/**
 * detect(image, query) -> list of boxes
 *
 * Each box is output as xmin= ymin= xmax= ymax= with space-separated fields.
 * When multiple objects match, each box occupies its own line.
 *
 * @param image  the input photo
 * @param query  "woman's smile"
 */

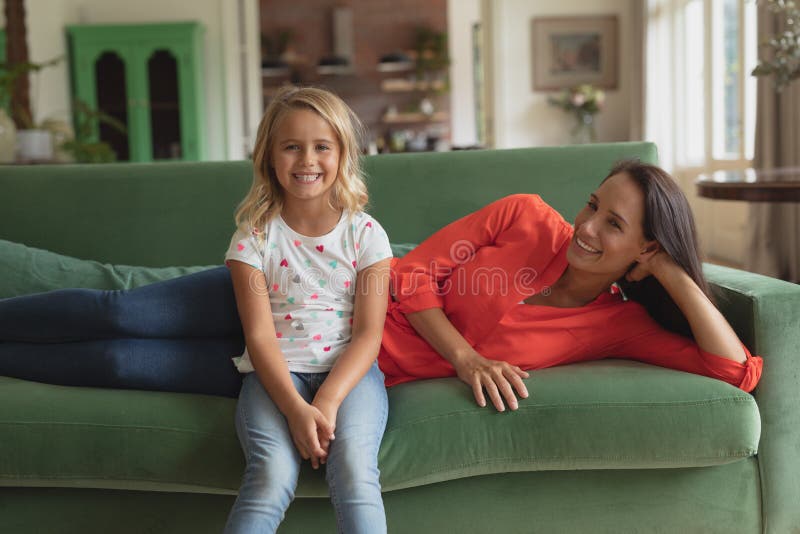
xmin=574 ymin=236 xmax=601 ymax=254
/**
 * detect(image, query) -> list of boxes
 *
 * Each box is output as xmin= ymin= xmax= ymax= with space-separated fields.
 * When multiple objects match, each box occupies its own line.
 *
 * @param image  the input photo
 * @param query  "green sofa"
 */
xmin=1 ymin=142 xmax=798 ymax=533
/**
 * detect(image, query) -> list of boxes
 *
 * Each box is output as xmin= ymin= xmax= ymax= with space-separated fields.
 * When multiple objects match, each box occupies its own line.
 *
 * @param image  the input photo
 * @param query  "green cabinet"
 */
xmin=67 ymin=23 xmax=206 ymax=162
xmin=1 ymin=30 xmax=8 ymax=113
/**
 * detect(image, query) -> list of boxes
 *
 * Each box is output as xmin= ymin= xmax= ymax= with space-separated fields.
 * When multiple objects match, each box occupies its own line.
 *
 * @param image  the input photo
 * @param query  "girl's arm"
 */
xmin=405 ymin=308 xmax=529 ymax=412
xmin=629 ymin=252 xmax=746 ymax=363
xmin=228 ymin=260 xmax=333 ymax=468
xmin=312 ymin=258 xmax=392 ymax=448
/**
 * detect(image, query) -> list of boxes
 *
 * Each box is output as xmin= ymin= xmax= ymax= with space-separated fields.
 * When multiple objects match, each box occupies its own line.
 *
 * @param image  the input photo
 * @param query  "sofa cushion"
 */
xmin=0 ymin=360 xmax=760 ymax=496
xmin=0 ymin=239 xmax=216 ymax=298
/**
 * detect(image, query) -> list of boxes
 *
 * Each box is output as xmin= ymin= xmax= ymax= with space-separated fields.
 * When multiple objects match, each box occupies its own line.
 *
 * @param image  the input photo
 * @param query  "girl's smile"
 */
xmin=271 ymin=108 xmax=341 ymax=206
xmin=293 ymin=173 xmax=322 ymax=184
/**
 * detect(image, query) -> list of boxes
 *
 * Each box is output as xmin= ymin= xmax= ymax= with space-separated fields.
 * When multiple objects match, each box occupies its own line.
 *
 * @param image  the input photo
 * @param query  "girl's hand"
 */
xmin=452 ymin=350 xmax=530 ymax=412
xmin=284 ymin=400 xmax=334 ymax=469
xmin=311 ymin=396 xmax=339 ymax=462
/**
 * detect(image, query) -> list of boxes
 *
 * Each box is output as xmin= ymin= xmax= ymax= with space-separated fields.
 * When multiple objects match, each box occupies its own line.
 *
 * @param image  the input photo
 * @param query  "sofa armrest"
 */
xmin=703 ymin=263 xmax=800 ymax=533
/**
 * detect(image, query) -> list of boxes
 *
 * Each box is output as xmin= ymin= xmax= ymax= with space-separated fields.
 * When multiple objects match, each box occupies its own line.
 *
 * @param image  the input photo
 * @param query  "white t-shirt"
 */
xmin=224 ymin=210 xmax=393 ymax=373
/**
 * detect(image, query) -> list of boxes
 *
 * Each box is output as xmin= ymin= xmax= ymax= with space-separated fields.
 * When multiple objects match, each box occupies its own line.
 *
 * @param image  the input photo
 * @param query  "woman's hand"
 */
xmin=452 ymin=349 xmax=530 ymax=412
xmin=311 ymin=396 xmax=339 ymax=463
xmin=626 ymin=249 xmax=677 ymax=282
xmin=284 ymin=400 xmax=335 ymax=469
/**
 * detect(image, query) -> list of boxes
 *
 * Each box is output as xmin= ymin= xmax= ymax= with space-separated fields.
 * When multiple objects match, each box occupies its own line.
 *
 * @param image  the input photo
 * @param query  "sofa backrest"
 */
xmin=364 ymin=142 xmax=657 ymax=243
xmin=0 ymin=142 xmax=657 ymax=266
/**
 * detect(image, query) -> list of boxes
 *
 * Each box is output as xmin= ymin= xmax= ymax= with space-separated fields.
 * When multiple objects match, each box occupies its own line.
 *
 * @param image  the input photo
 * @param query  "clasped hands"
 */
xmin=451 ymin=349 xmax=530 ymax=412
xmin=284 ymin=396 xmax=339 ymax=469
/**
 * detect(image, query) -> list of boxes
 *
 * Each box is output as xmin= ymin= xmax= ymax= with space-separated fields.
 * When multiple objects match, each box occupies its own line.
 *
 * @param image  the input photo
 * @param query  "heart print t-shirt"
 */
xmin=224 ymin=210 xmax=393 ymax=373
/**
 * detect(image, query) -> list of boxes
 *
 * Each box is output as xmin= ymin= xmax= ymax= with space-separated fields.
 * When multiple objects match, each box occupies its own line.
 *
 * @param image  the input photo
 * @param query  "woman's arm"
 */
xmin=389 ymin=196 xmax=568 ymax=411
xmin=629 ymin=252 xmax=746 ymax=363
xmin=392 ymin=195 xmax=570 ymax=314
xmin=405 ymin=308 xmax=529 ymax=411
xmin=312 ymin=259 xmax=391 ymax=452
xmin=228 ymin=260 xmax=333 ymax=468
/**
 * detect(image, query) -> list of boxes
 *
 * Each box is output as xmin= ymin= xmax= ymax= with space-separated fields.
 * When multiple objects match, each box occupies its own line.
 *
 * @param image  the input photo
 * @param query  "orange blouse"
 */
xmin=378 ymin=194 xmax=763 ymax=392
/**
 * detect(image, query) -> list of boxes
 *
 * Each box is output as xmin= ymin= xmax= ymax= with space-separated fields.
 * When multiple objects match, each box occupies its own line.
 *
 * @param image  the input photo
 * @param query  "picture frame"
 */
xmin=531 ymin=15 xmax=618 ymax=91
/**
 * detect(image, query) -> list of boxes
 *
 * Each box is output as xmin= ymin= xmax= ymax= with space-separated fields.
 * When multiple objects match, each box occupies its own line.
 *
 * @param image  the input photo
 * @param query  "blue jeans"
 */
xmin=0 ymin=267 xmax=244 ymax=396
xmin=224 ymin=364 xmax=388 ymax=534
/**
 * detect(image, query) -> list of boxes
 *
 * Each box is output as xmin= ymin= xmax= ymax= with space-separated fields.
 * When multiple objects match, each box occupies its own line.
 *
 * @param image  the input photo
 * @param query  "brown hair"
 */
xmin=608 ymin=160 xmax=713 ymax=337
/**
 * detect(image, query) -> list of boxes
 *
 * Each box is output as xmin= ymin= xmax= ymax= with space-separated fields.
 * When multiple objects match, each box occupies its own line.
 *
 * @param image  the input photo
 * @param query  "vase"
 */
xmin=571 ymin=113 xmax=597 ymax=144
xmin=0 ymin=108 xmax=17 ymax=163
xmin=17 ymin=129 xmax=54 ymax=162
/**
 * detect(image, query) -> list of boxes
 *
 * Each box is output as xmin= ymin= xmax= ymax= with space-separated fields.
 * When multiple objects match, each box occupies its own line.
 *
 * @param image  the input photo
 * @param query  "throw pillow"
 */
xmin=0 ymin=239 xmax=217 ymax=298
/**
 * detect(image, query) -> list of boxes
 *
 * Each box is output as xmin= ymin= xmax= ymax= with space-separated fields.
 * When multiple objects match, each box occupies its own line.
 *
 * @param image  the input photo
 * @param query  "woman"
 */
xmin=378 ymin=161 xmax=762 ymax=411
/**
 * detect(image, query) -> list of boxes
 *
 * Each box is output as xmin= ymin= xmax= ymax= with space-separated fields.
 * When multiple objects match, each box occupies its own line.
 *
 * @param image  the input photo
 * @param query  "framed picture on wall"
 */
xmin=531 ymin=15 xmax=618 ymax=91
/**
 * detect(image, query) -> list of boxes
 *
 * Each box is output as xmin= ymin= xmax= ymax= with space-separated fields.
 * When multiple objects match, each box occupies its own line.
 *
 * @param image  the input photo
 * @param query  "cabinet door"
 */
xmin=71 ymin=42 xmax=137 ymax=162
xmin=132 ymin=28 xmax=204 ymax=161
xmin=140 ymin=42 xmax=203 ymax=161
xmin=144 ymin=48 xmax=182 ymax=160
xmin=0 ymin=29 xmax=7 ymax=113
xmin=69 ymin=23 xmax=205 ymax=162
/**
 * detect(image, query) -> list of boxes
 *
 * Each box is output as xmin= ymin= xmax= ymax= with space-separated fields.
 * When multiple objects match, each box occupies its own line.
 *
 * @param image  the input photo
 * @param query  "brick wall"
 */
xmin=260 ymin=0 xmax=450 ymax=150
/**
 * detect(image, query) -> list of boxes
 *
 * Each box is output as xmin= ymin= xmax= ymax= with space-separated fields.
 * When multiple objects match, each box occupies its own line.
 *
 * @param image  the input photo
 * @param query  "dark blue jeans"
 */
xmin=0 ymin=267 xmax=244 ymax=397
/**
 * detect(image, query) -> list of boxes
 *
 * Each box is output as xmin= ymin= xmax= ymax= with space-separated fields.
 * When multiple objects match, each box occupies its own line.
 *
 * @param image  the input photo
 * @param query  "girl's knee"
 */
xmin=327 ymin=438 xmax=381 ymax=484
xmin=243 ymin=451 xmax=301 ymax=497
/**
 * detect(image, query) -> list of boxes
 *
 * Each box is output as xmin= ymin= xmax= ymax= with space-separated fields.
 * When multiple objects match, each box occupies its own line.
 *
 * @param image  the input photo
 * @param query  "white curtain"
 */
xmin=629 ymin=0 xmax=646 ymax=142
xmin=643 ymin=0 xmax=699 ymax=173
xmin=644 ymin=0 xmax=677 ymax=171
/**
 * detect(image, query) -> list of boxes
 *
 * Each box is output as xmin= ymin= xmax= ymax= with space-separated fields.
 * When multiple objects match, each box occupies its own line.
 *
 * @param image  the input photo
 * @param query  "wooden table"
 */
xmin=696 ymin=167 xmax=800 ymax=202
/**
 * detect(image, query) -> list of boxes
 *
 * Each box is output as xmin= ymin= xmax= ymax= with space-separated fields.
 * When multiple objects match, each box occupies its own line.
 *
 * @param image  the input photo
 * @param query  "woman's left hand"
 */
xmin=626 ymin=249 xmax=677 ymax=282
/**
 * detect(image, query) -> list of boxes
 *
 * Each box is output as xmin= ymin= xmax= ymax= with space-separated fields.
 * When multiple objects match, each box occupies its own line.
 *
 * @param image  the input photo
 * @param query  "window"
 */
xmin=646 ymin=0 xmax=757 ymax=173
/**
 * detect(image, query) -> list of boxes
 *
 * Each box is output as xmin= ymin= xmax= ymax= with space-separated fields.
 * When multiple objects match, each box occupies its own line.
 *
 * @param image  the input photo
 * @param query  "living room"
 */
xmin=1 ymin=1 xmax=799 ymax=533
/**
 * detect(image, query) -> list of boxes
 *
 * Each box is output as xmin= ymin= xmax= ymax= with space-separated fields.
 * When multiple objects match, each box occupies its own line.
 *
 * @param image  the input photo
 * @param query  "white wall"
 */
xmin=4 ymin=0 xmax=261 ymax=160
xmin=488 ymin=0 xmax=636 ymax=148
xmin=448 ymin=0 xmax=481 ymax=147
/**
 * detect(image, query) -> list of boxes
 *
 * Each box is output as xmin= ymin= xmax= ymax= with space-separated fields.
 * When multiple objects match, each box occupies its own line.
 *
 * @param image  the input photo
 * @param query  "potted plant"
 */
xmin=60 ymin=99 xmax=127 ymax=163
xmin=0 ymin=56 xmax=61 ymax=161
xmin=0 ymin=99 xmax=14 ymax=163
xmin=0 ymin=62 xmax=21 ymax=163
xmin=751 ymin=0 xmax=800 ymax=91
xmin=412 ymin=27 xmax=450 ymax=91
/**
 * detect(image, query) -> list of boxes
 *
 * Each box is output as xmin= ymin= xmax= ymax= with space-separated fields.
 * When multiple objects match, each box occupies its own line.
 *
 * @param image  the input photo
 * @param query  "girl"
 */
xmin=378 ymin=161 xmax=763 ymax=411
xmin=222 ymin=86 xmax=392 ymax=533
xmin=0 ymin=85 xmax=391 ymax=532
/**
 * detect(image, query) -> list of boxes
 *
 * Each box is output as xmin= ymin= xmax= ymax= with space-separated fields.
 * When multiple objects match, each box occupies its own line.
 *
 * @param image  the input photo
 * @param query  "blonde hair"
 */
xmin=235 ymin=85 xmax=369 ymax=232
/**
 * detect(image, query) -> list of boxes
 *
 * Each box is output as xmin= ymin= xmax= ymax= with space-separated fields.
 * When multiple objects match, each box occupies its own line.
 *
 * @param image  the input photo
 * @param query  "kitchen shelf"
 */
xmin=261 ymin=66 xmax=291 ymax=77
xmin=377 ymin=60 xmax=415 ymax=72
xmin=317 ymin=64 xmax=355 ymax=75
xmin=382 ymin=111 xmax=449 ymax=124
xmin=380 ymin=79 xmax=446 ymax=92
